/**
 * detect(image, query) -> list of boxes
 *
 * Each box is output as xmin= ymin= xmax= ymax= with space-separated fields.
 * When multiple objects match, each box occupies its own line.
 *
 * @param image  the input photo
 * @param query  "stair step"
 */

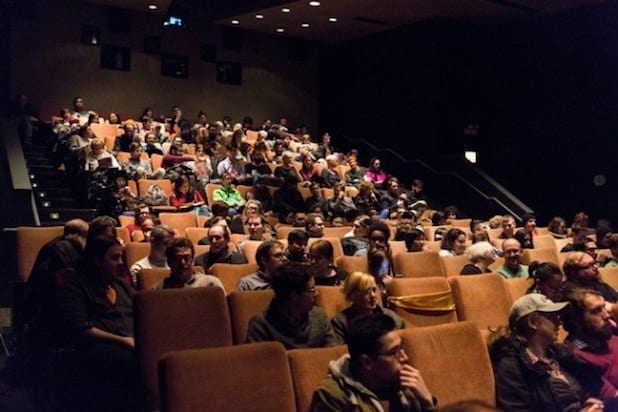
xmin=36 ymin=197 xmax=79 ymax=208
xmin=34 ymin=187 xmax=74 ymax=198
xmin=41 ymin=208 xmax=98 ymax=223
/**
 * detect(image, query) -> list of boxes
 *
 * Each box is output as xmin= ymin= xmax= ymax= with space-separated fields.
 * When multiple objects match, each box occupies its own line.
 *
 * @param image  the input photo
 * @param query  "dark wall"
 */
xmin=321 ymin=2 xmax=618 ymax=226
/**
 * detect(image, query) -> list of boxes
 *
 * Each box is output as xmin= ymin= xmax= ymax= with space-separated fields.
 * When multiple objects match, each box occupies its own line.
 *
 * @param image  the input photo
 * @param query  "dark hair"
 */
xmin=444 ymin=206 xmax=458 ymax=217
xmin=347 ymin=314 xmax=396 ymax=374
xmin=271 ymin=262 xmax=312 ymax=302
xmin=173 ymin=175 xmax=195 ymax=202
xmin=526 ymin=261 xmax=562 ymax=294
xmin=165 ymin=237 xmax=194 ymax=264
xmin=403 ymin=228 xmax=425 ymax=251
xmin=88 ymin=216 xmax=118 ymax=242
xmin=368 ymin=222 xmax=391 ymax=243
xmin=431 ymin=211 xmax=446 ymax=226
xmin=521 ymin=213 xmax=536 ymax=224
xmin=210 ymin=202 xmax=230 ymax=217
xmin=548 ymin=216 xmax=567 ymax=235
xmin=256 ymin=240 xmax=283 ymax=270
xmin=441 ymin=228 xmax=466 ymax=252
xmin=288 ymin=229 xmax=308 ymax=245
xmin=309 ymin=239 xmax=334 ymax=262
xmin=305 ymin=213 xmax=323 ymax=231
xmin=79 ymin=236 xmax=122 ymax=286
xmin=368 ymin=157 xmax=381 ymax=172
xmin=562 ymin=288 xmax=602 ymax=333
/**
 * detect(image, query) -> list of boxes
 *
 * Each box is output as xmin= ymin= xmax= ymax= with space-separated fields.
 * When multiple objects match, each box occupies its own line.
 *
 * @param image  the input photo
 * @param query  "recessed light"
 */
xmin=231 ymin=20 xmax=240 ymax=25
xmin=282 ymin=8 xmax=291 ymax=13
xmin=256 ymin=14 xmax=264 ymax=19
xmin=148 ymin=4 xmax=158 ymax=10
xmin=329 ymin=17 xmax=338 ymax=22
xmin=276 ymin=28 xmax=285 ymax=33
xmin=301 ymin=23 xmax=310 ymax=28
xmin=309 ymin=1 xmax=320 ymax=6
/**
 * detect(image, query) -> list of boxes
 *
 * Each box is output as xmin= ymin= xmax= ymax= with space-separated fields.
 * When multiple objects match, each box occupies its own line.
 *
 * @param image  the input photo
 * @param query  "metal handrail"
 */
xmin=334 ymin=130 xmax=533 ymax=220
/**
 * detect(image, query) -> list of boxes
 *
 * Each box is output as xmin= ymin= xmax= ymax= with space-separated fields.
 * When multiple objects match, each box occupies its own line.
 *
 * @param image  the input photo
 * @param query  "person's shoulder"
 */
xmin=309 ymin=306 xmax=330 ymax=321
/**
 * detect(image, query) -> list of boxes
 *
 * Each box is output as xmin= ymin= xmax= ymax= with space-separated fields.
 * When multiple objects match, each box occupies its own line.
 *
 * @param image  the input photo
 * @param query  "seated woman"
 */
xmin=460 ymin=241 xmax=496 ymax=275
xmin=548 ymin=216 xmax=568 ymax=239
xmin=403 ymin=227 xmax=429 ymax=252
xmin=274 ymin=151 xmax=299 ymax=182
xmin=438 ymin=228 xmax=467 ymax=257
xmin=363 ymin=157 xmax=387 ymax=188
xmin=298 ymin=154 xmax=320 ymax=185
xmin=84 ymin=138 xmax=119 ymax=172
xmin=320 ymin=154 xmax=342 ymax=188
xmin=192 ymin=143 xmax=214 ymax=187
xmin=489 ymin=294 xmax=604 ymax=412
xmin=309 ymin=240 xmax=347 ymax=286
xmin=169 ymin=175 xmax=205 ymax=210
xmin=55 ymin=237 xmax=143 ymax=411
xmin=331 ymin=271 xmax=405 ymax=343
xmin=526 ymin=261 xmax=565 ymax=302
xmin=353 ymin=180 xmax=380 ymax=216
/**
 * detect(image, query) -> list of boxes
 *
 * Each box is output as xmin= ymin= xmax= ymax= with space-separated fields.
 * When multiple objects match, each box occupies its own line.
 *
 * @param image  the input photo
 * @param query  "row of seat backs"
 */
xmin=158 ymin=321 xmax=495 ymax=412
xmin=134 ymin=273 xmax=535 ymax=409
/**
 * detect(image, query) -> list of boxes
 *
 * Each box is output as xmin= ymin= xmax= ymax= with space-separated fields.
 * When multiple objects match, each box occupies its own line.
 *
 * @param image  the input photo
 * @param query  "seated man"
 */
xmin=305 ymin=213 xmax=325 ymax=238
xmin=341 ymin=215 xmax=371 ymax=256
xmin=246 ymin=262 xmax=339 ymax=349
xmin=560 ymin=223 xmax=589 ymax=253
xmin=194 ymin=225 xmax=247 ymax=271
xmin=122 ymin=142 xmax=165 ymax=180
xmin=286 ymin=229 xmax=309 ymax=262
xmin=113 ymin=121 xmax=138 ymax=154
xmin=498 ymin=215 xmax=516 ymax=240
xmin=236 ymin=240 xmax=286 ymax=291
xmin=153 ymin=238 xmax=224 ymax=291
xmin=563 ymin=289 xmax=618 ymax=402
xmin=496 ymin=238 xmax=529 ymax=279
xmin=212 ymin=172 xmax=245 ymax=215
xmin=514 ymin=213 xmax=537 ymax=249
xmin=561 ymin=251 xmax=618 ymax=303
xmin=129 ymin=224 xmax=175 ymax=284
xmin=311 ymin=313 xmax=438 ymax=412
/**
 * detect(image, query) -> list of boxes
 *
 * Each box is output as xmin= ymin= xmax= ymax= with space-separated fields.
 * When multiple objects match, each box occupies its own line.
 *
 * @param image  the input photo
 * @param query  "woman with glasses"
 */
xmin=489 ymin=294 xmax=604 ymax=412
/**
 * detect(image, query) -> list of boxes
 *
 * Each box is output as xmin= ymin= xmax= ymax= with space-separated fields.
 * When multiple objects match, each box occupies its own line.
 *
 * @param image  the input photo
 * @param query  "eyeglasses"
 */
xmin=378 ymin=345 xmax=406 ymax=358
xmin=578 ymin=262 xmax=598 ymax=270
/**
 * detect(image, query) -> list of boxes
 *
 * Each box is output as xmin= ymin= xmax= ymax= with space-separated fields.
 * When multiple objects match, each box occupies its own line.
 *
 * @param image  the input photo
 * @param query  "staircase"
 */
xmin=23 ymin=144 xmax=97 ymax=226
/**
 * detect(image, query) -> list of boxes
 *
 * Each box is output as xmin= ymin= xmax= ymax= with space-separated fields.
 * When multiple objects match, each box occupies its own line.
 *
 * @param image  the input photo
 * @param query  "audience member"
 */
xmin=548 ymin=216 xmax=568 ymax=239
xmin=311 ymin=313 xmax=437 ymax=411
xmin=331 ymin=272 xmax=405 ymax=343
xmin=514 ymin=213 xmax=537 ymax=249
xmin=246 ymin=262 xmax=339 ymax=349
xmin=236 ymin=240 xmax=286 ymax=291
xmin=563 ymin=289 xmax=618 ymax=403
xmin=286 ymin=229 xmax=310 ymax=262
xmin=561 ymin=251 xmax=618 ymax=303
xmin=129 ymin=224 xmax=175 ymax=283
xmin=605 ymin=234 xmax=618 ymax=268
xmin=113 ymin=122 xmax=138 ymax=154
xmin=363 ymin=157 xmax=387 ymax=187
xmin=194 ymin=225 xmax=247 ymax=271
xmin=498 ymin=215 xmax=516 ymax=239
xmin=488 ymin=294 xmax=603 ymax=412
xmin=341 ymin=215 xmax=371 ymax=256
xmin=403 ymin=227 xmax=429 ymax=252
xmin=169 ymin=175 xmax=205 ymax=209
xmin=460 ymin=241 xmax=495 ymax=275
xmin=438 ymin=228 xmax=467 ymax=257
xmin=526 ymin=261 xmax=565 ymax=302
xmin=305 ymin=213 xmax=325 ymax=238
xmin=309 ymin=240 xmax=348 ymax=286
xmin=496 ymin=238 xmax=529 ymax=279
xmin=561 ymin=223 xmax=590 ymax=253
xmin=273 ymin=175 xmax=305 ymax=217
xmin=153 ymin=238 xmax=224 ymax=291
xmin=212 ymin=172 xmax=245 ymax=214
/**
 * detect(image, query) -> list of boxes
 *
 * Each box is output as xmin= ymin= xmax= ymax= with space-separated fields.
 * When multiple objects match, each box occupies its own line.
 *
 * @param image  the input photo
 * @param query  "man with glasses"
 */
xmin=153 ymin=238 xmax=224 ymax=291
xmin=237 ymin=240 xmax=286 ymax=291
xmin=561 ymin=251 xmax=618 ymax=303
xmin=311 ymin=313 xmax=437 ymax=412
xmin=246 ymin=262 xmax=339 ymax=349
xmin=496 ymin=239 xmax=529 ymax=279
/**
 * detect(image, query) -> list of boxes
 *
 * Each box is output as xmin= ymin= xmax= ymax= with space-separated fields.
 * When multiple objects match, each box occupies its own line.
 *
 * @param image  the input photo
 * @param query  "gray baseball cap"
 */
xmin=510 ymin=293 xmax=569 ymax=323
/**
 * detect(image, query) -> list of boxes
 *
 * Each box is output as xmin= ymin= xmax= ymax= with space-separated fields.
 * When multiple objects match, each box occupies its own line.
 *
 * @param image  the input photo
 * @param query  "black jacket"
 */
xmin=490 ymin=337 xmax=602 ymax=412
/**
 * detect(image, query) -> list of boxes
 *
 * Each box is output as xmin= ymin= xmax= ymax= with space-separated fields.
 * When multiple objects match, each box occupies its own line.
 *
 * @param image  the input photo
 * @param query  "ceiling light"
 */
xmin=231 ymin=20 xmax=240 ymax=25
xmin=309 ymin=1 xmax=320 ymax=6
xmin=329 ymin=17 xmax=338 ymax=22
xmin=301 ymin=23 xmax=309 ymax=28
xmin=282 ymin=8 xmax=291 ymax=13
xmin=276 ymin=28 xmax=285 ymax=33
xmin=256 ymin=14 xmax=264 ymax=19
xmin=148 ymin=4 xmax=158 ymax=10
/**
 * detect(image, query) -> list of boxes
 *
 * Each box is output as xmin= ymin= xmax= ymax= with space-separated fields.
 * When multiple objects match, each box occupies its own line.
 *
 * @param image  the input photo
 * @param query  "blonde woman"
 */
xmin=331 ymin=271 xmax=404 ymax=343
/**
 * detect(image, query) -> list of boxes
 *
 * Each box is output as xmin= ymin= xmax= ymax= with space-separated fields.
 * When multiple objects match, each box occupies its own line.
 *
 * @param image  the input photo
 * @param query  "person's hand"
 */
xmin=399 ymin=364 xmax=433 ymax=406
xmin=580 ymin=398 xmax=604 ymax=412
xmin=122 ymin=336 xmax=135 ymax=349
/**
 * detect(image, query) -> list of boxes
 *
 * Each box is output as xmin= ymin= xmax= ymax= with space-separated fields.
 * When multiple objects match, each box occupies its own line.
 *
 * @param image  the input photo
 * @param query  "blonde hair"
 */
xmin=341 ymin=272 xmax=377 ymax=303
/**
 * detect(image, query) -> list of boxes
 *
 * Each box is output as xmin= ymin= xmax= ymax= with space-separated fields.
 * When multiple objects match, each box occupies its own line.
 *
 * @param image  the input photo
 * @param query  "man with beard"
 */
xmin=496 ymin=239 xmax=529 ymax=279
xmin=194 ymin=225 xmax=247 ymax=272
xmin=563 ymin=289 xmax=618 ymax=402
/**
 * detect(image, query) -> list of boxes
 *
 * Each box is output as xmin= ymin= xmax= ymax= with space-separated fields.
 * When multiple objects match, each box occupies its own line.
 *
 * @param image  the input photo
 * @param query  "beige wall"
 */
xmin=10 ymin=0 xmax=320 ymax=132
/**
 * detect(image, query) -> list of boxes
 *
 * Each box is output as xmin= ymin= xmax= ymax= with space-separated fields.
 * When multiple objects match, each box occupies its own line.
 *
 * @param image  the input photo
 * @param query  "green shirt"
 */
xmin=497 ymin=264 xmax=529 ymax=279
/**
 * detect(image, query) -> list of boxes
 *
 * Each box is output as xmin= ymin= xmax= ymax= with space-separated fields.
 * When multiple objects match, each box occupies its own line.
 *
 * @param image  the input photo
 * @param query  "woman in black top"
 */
xmin=460 ymin=241 xmax=496 ymax=275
